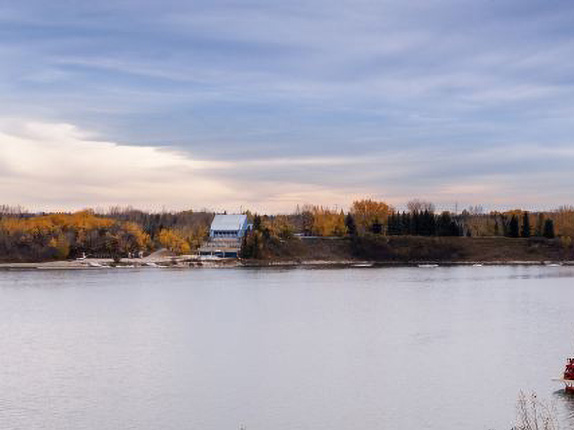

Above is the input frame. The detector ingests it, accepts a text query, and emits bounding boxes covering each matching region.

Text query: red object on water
[564,358,574,393]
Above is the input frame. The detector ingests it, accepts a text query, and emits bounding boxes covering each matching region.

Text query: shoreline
[0,258,573,270]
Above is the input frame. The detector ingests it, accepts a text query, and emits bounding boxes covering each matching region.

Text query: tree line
[0,207,213,261]
[287,200,565,239]
[1,201,573,261]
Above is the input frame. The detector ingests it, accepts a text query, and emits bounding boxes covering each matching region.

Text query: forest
[1,200,574,262]
[0,206,212,261]
[239,200,574,259]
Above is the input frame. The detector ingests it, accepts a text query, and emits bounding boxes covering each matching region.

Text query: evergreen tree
[454,220,462,236]
[502,216,510,236]
[521,212,531,238]
[437,212,460,236]
[345,213,357,236]
[253,214,262,231]
[240,230,263,259]
[387,213,398,236]
[421,210,429,235]
[535,213,545,237]
[437,212,448,236]
[429,211,437,236]
[424,213,433,235]
[411,211,420,235]
[508,215,520,238]
[239,234,251,258]
[401,212,410,235]
[543,219,555,239]
[371,219,383,234]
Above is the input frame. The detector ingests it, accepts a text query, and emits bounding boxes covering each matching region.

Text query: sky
[1,0,574,213]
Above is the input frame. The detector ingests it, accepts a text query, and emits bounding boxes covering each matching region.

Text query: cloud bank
[1,119,573,213]
[0,120,373,212]
[0,120,234,211]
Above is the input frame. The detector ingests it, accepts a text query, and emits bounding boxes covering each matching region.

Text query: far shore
[1,257,573,270]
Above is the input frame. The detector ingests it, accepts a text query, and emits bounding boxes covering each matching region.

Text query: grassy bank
[248,236,568,263]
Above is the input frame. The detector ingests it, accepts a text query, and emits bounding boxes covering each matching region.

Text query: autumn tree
[307,206,346,236]
[48,234,70,259]
[0,209,222,261]
[0,211,149,261]
[521,212,531,238]
[554,206,574,237]
[240,230,263,259]
[277,215,296,239]
[535,213,545,237]
[351,199,393,235]
[158,229,191,255]
[463,212,500,237]
[103,207,213,243]
[106,222,150,261]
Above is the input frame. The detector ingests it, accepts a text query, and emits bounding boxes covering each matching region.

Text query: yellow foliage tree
[266,215,296,239]
[309,207,346,236]
[168,225,208,250]
[0,211,149,261]
[158,229,191,255]
[48,234,70,259]
[553,206,574,238]
[351,199,394,234]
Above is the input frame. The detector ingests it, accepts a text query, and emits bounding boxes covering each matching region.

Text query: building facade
[198,214,250,258]
[209,214,250,239]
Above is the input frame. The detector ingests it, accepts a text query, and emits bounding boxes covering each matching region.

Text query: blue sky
[1,0,574,212]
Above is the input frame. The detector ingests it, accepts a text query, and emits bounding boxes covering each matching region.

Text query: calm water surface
[0,266,573,430]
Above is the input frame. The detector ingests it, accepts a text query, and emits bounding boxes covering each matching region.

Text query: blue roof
[210,214,248,231]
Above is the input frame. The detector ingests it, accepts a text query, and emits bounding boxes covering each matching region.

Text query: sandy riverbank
[1,258,572,270]
[0,255,240,270]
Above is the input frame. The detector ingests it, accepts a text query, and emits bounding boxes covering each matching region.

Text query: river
[0,266,573,430]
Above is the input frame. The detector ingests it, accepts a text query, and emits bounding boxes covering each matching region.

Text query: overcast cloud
[1,0,573,212]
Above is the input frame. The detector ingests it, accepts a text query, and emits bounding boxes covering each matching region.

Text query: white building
[199,214,250,258]
[209,214,250,239]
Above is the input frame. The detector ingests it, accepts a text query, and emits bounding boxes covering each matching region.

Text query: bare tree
[467,205,485,215]
[0,205,28,216]
[407,199,435,213]
[513,392,559,430]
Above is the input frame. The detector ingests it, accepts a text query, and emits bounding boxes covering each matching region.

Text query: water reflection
[553,390,574,429]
